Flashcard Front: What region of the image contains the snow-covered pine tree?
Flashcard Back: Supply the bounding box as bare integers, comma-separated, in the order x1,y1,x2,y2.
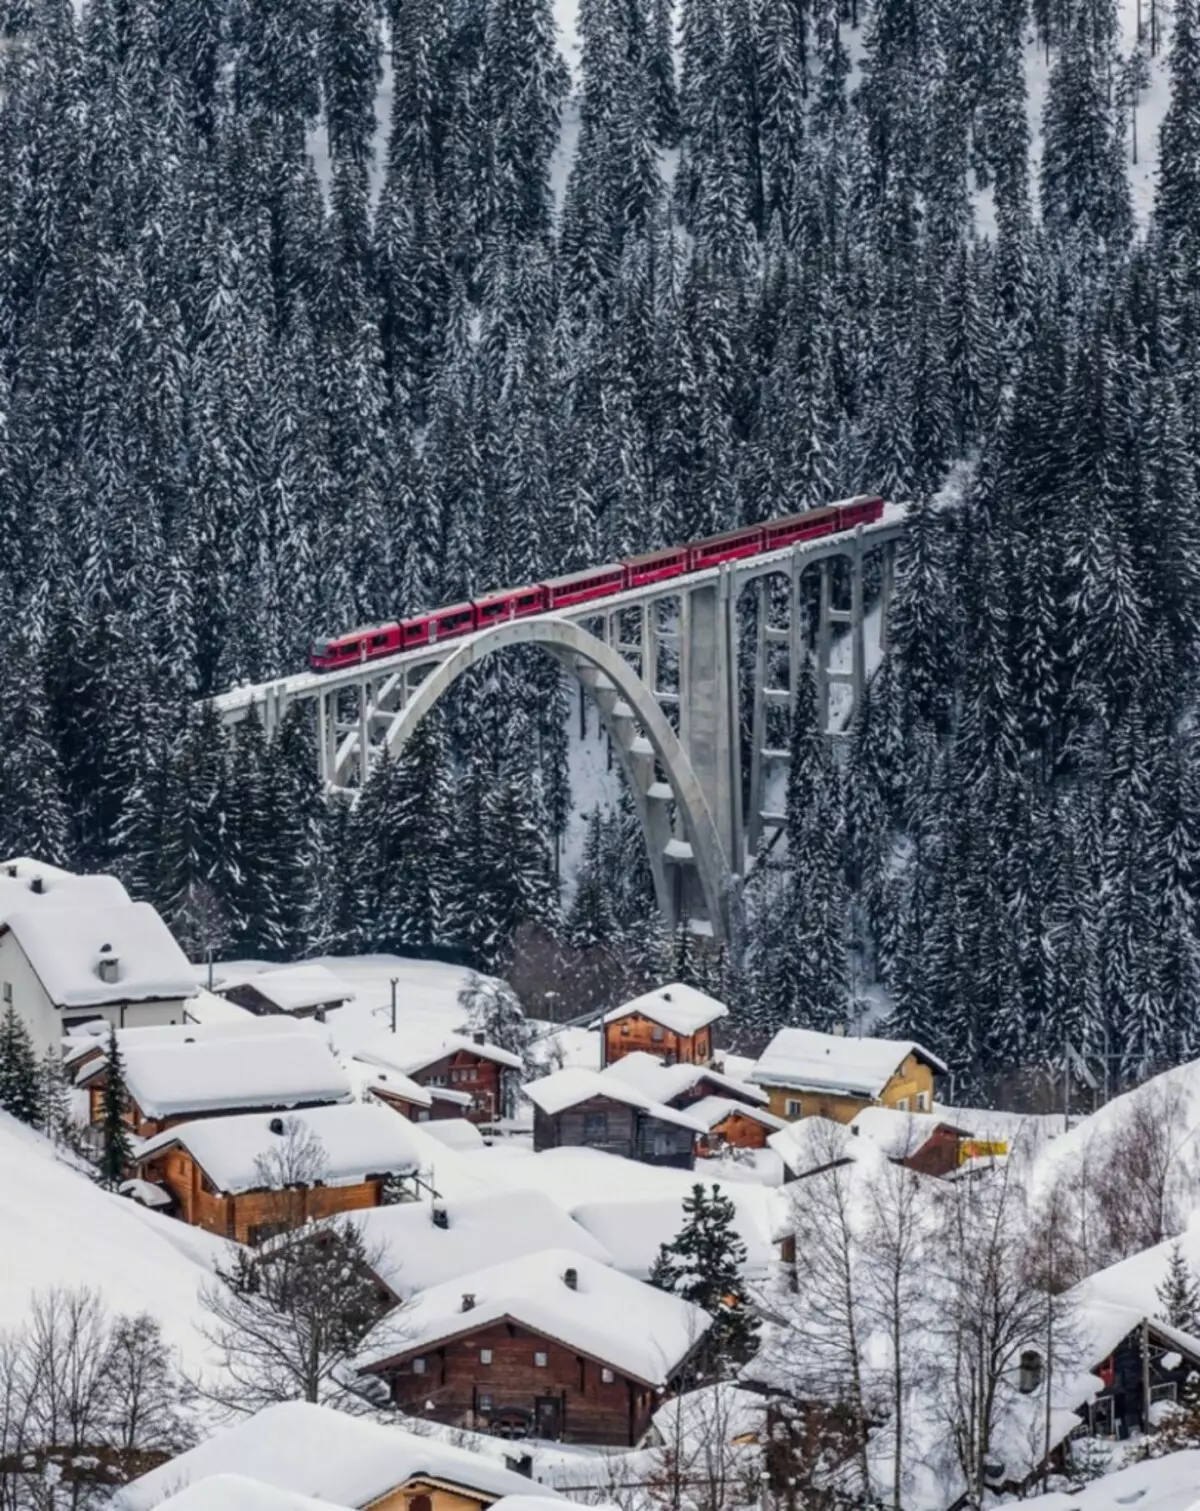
1157,1243,1200,1334
99,1026,134,1190
650,1182,758,1372
0,1004,40,1125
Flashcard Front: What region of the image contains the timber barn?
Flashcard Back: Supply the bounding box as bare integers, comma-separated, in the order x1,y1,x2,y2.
522,1067,705,1168
355,1248,711,1445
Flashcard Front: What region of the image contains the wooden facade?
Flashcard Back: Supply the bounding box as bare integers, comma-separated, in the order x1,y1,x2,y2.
761,1052,937,1125
602,1013,713,1069
134,1144,391,1245
367,1477,513,1511
698,1108,775,1154
364,1315,665,1446
222,981,349,1020
533,1095,695,1169
411,1049,505,1125
1084,1322,1200,1439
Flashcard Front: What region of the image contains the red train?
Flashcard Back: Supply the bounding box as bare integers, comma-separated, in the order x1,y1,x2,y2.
309,495,885,672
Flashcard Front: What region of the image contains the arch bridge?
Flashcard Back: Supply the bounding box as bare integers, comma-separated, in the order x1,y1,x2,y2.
209,507,908,940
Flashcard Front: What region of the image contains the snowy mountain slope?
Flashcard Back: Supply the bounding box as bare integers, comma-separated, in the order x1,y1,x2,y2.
0,1111,216,1374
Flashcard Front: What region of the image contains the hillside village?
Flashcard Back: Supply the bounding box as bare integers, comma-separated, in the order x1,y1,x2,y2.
3,859,1200,1511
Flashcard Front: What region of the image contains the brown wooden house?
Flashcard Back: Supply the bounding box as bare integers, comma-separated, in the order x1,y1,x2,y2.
128,1103,428,1244
355,1249,711,1446
354,1033,523,1126
218,963,355,1021
599,1053,779,1156
76,1033,352,1139
523,1068,703,1169
594,984,727,1069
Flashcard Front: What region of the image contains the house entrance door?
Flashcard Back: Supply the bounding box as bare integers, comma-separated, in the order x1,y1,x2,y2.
535,1396,562,1439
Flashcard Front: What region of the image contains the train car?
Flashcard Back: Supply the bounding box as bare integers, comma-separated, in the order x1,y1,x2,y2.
310,622,401,671
688,523,765,572
623,545,690,589
837,494,885,530
542,562,626,610
475,585,548,627
762,506,841,551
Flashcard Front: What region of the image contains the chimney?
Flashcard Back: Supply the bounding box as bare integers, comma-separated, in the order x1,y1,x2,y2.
5,864,16,877
432,1204,449,1230
563,1267,578,1291
461,1293,476,1312
832,1023,845,1037
269,1117,285,1135
473,1031,485,1046
661,989,672,1001
29,875,44,895
96,946,119,986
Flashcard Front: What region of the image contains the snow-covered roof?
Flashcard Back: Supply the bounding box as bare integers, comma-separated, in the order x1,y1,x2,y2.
5,902,197,1008
226,962,356,1013
602,1051,767,1107
651,1383,766,1451
363,1068,435,1107
133,1103,432,1193
152,1476,351,1511
356,1248,711,1386
767,1115,854,1175
354,1029,523,1076
847,1106,971,1158
684,1096,787,1133
78,1034,352,1118
112,1401,562,1511
348,1188,614,1296
570,1194,777,1280
522,1067,708,1132
63,1014,329,1068
595,983,728,1036
749,1028,946,1097
0,862,130,927
419,1118,487,1151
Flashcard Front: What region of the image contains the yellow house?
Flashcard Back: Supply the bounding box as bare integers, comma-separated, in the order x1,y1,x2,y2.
113,1401,569,1511
748,1027,946,1125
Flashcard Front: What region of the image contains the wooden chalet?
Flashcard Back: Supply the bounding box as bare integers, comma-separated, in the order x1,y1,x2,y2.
353,1033,523,1126
523,1067,704,1169
601,1052,780,1155
594,983,727,1068
355,1249,711,1446
128,1103,428,1245
218,963,354,1021
75,1032,352,1139
113,1400,561,1511
1082,1314,1200,1438
749,1027,946,1124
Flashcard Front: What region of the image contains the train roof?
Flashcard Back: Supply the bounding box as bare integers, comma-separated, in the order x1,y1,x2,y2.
622,544,689,567
541,561,625,590
320,622,399,642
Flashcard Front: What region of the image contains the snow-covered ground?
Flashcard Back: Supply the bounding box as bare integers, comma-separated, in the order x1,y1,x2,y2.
1006,1449,1200,1511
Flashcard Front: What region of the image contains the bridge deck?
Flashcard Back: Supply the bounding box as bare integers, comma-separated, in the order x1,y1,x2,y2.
210,505,906,719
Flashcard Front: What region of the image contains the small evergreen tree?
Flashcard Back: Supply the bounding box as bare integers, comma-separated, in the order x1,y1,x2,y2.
0,1004,40,1125
98,1025,134,1189
37,1043,72,1145
650,1183,758,1372
1157,1242,1200,1333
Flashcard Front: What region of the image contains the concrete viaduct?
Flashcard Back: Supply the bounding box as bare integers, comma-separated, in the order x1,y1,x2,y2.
210,506,908,941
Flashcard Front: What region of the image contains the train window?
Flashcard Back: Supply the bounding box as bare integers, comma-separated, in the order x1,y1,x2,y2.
371,633,388,646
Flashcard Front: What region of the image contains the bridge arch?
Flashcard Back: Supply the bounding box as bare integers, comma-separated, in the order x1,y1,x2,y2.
378,616,730,939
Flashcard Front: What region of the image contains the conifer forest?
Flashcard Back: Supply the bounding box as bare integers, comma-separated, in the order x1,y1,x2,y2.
1,0,1200,1099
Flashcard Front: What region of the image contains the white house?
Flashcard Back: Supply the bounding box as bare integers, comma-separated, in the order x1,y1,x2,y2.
0,859,197,1054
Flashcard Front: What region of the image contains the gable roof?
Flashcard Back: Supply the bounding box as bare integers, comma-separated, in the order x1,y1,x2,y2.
0,861,130,928
570,1194,776,1280
348,1188,614,1297
683,1095,787,1133
77,1035,352,1118
227,962,356,1013
595,983,728,1037
112,1400,560,1511
521,1067,708,1132
749,1028,947,1097
767,1115,855,1176
354,1029,523,1076
151,1476,353,1511
356,1247,711,1386
602,1052,767,1107
5,902,196,1008
132,1103,432,1193
63,1015,329,1069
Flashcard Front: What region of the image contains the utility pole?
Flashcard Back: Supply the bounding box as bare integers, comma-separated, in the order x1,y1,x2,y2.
390,977,398,1035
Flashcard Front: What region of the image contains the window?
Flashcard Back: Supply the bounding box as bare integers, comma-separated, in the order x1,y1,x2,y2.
916,1091,929,1112
785,1099,802,1119
583,1111,608,1142
534,1351,548,1368
896,1097,910,1112
1017,1350,1043,1394
247,1222,289,1246
620,1023,631,1037
412,1358,427,1375
651,1025,665,1042
1,983,10,1005
1151,1382,1178,1404
409,1495,433,1511
478,1394,494,1413
480,1349,493,1365
601,1367,614,1383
